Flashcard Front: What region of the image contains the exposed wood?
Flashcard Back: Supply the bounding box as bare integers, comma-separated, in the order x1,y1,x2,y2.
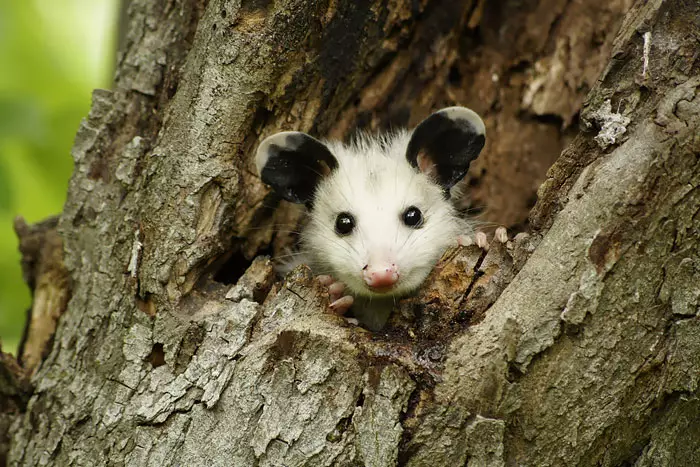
13,217,70,373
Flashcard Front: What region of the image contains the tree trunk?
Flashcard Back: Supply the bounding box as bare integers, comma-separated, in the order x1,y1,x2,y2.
4,0,699,465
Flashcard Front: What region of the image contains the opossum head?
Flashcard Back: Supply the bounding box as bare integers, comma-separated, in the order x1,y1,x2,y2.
256,107,486,298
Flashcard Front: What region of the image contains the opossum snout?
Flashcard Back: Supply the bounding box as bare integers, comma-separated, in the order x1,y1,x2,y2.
362,263,399,290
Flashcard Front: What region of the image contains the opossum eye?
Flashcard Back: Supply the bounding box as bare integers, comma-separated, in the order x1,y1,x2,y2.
402,206,424,228
335,212,356,235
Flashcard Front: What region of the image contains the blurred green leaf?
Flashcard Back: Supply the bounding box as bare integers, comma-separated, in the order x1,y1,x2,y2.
0,157,12,211
0,0,118,355
0,96,46,142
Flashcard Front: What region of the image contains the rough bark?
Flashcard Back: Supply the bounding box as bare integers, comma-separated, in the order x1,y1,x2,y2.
0,349,29,467
4,0,700,466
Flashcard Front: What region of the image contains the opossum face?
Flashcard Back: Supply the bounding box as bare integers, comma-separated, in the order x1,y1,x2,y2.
302,141,463,297
256,107,486,298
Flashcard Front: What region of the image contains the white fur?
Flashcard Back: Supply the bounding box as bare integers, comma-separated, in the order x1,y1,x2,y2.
439,106,486,136
301,130,473,299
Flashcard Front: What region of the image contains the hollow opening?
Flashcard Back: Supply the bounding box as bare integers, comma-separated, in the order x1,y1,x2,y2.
448,64,462,84
212,249,253,285
147,343,166,368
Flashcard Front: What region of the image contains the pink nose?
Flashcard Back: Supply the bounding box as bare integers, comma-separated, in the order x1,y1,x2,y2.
363,264,399,289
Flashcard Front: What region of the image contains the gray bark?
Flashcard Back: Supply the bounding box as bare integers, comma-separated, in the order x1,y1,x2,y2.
4,0,700,466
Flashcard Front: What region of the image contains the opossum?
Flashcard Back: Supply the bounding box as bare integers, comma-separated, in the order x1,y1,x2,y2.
255,107,488,330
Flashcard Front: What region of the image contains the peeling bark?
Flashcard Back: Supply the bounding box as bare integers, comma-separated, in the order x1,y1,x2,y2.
13,217,70,374
5,0,700,466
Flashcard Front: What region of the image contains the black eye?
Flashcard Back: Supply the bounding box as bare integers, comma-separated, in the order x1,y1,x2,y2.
402,206,423,228
335,212,355,235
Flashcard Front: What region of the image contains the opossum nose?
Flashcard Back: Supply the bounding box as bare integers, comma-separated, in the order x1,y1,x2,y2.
363,263,399,290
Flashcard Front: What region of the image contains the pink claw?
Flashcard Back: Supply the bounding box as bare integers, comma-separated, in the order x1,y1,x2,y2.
475,232,489,250
457,234,474,246
316,275,334,286
328,281,346,302
317,275,355,316
330,295,354,315
495,226,508,243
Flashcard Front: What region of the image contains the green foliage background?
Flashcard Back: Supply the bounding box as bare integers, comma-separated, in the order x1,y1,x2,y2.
0,0,117,354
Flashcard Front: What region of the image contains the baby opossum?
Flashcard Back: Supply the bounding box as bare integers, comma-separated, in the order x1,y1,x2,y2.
255,107,486,330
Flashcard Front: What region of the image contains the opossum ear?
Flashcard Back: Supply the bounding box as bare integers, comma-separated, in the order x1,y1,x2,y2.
255,131,338,204
406,106,486,190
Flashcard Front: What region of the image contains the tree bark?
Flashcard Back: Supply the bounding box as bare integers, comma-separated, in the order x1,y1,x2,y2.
4,0,700,465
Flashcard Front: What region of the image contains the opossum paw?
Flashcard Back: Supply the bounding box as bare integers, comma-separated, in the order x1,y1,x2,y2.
316,275,334,286
329,295,354,315
316,275,355,315
457,231,489,249
456,234,472,247
475,231,490,249
494,226,508,243
457,227,508,250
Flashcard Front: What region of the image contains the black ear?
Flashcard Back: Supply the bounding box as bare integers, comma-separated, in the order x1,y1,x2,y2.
255,131,338,204
406,106,486,190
